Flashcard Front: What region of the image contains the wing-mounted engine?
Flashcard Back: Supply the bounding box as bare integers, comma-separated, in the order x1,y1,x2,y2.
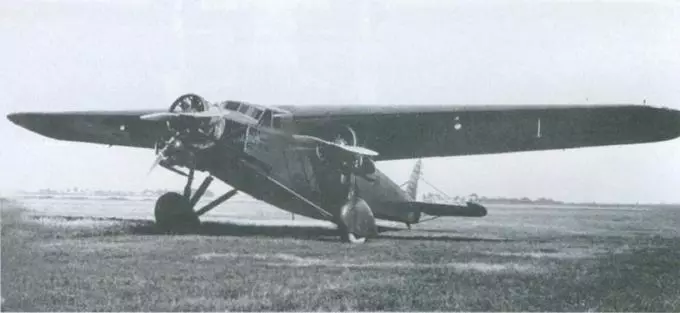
298,125,377,179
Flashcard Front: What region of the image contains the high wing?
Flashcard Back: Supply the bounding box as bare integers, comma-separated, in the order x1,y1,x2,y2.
279,104,680,161
7,110,166,149
8,104,680,160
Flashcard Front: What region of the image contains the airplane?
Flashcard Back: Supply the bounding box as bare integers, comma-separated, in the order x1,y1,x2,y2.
7,94,680,243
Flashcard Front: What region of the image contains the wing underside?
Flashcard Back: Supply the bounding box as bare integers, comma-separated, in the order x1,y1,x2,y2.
8,104,680,161
8,110,165,149
280,104,680,161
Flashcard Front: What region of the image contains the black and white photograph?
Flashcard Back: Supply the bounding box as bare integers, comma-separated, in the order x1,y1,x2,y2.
1,0,679,311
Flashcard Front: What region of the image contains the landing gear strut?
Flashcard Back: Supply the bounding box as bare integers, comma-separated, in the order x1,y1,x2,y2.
154,169,238,234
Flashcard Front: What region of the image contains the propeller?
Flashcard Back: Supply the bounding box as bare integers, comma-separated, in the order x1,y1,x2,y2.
145,94,221,176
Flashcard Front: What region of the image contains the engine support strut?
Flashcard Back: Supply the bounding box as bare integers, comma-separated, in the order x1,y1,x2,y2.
160,162,189,177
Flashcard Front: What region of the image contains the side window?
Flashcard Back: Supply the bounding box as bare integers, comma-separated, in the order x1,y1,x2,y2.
271,114,293,130
259,110,272,127
272,116,282,129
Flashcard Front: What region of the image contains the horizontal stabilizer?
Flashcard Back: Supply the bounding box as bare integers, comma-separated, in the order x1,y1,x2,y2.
390,201,487,218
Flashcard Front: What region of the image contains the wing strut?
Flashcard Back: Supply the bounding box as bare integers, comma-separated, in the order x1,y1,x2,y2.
240,159,334,219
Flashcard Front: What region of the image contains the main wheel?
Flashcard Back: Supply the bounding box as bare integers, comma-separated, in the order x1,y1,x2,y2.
338,223,368,244
154,192,200,234
337,197,376,244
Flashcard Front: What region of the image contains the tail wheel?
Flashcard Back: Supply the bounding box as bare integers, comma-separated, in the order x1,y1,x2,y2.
154,192,200,234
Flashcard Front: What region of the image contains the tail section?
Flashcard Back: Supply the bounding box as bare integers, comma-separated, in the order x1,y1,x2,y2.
373,201,487,224
384,201,487,218
405,159,422,201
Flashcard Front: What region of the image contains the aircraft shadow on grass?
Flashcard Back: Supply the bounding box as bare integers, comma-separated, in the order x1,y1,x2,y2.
126,220,508,243
33,215,508,243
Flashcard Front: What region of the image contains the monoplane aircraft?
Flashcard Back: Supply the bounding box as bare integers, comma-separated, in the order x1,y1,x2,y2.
8,94,680,242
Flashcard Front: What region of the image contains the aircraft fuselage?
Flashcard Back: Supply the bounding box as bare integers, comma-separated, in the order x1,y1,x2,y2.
194,122,419,224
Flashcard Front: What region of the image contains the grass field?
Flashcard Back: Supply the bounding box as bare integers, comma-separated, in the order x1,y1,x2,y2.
2,197,680,311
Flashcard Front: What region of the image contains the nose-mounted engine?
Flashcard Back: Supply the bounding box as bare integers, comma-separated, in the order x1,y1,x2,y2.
152,94,226,170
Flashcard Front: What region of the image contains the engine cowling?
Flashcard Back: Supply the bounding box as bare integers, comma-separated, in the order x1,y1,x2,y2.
153,94,225,169
166,94,225,146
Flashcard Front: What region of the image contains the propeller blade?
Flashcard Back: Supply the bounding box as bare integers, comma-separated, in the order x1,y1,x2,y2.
292,134,379,157
339,145,380,157
140,112,177,121
147,153,165,176
140,110,259,126
147,136,177,176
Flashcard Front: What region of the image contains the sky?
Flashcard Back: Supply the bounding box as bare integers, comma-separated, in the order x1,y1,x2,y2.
2,0,680,203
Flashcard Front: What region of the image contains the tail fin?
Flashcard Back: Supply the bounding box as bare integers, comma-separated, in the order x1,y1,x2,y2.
405,159,422,201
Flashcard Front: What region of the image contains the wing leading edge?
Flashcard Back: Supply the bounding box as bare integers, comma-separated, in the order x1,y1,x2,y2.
280,104,680,161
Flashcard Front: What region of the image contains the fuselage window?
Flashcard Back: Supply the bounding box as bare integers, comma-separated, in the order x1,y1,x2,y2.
272,116,281,129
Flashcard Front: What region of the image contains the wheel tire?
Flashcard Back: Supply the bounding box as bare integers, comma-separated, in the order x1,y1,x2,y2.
338,223,367,244
154,192,200,234
337,197,375,244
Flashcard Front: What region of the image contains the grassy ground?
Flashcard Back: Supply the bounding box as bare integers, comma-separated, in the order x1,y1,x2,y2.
2,198,680,311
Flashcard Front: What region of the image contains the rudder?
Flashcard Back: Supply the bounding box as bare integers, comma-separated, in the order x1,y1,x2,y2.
405,159,422,201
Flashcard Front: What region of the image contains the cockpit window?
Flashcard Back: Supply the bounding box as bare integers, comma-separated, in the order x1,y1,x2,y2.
238,104,250,114
251,108,263,120
224,101,240,111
